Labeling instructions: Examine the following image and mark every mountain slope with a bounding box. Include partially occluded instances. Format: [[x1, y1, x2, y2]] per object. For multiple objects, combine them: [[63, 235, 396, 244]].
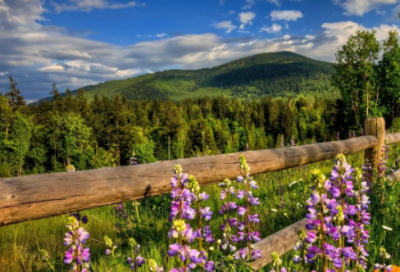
[[38, 51, 338, 102]]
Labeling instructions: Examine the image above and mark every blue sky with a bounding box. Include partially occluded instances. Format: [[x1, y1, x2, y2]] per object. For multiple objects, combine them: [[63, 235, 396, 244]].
[[1, 0, 400, 100]]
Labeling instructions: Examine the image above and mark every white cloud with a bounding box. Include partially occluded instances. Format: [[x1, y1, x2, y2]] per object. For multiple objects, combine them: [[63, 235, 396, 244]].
[[284, 22, 289, 29], [270, 10, 303, 21], [229, 10, 235, 15], [0, 72, 8, 76], [376, 9, 387, 15], [212, 21, 237, 33], [53, 0, 141, 13], [334, 0, 398, 16], [313, 21, 399, 60], [266, 0, 281, 6], [137, 33, 168, 38], [219, 0, 226, 5], [260, 23, 282, 33], [239, 11, 256, 29], [389, 4, 400, 20], [242, 0, 256, 9]]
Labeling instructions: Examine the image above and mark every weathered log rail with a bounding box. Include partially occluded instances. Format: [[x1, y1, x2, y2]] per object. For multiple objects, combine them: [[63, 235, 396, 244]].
[[1, 117, 400, 270], [0, 136, 378, 226]]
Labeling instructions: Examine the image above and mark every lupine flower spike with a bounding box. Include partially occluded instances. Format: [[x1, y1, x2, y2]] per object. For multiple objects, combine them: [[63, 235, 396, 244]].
[[270, 252, 287, 272], [64, 216, 91, 272], [374, 247, 393, 272], [238, 156, 261, 262], [168, 165, 214, 271]]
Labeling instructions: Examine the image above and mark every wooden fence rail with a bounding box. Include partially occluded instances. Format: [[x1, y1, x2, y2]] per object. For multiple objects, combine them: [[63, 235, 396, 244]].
[[1, 117, 400, 270], [0, 136, 378, 226]]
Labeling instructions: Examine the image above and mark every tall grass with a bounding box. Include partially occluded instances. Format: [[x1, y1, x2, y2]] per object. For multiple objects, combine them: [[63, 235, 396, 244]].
[[1, 148, 399, 271]]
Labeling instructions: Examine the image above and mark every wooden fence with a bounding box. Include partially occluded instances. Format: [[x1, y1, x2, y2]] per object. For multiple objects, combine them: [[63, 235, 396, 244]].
[[1, 117, 400, 270]]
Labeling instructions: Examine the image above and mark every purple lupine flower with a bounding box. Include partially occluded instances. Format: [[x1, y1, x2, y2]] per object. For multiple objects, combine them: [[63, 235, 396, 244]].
[[63, 216, 91, 271], [237, 206, 246, 216], [64, 248, 74, 264], [204, 261, 215, 271], [228, 156, 262, 263], [228, 202, 238, 209], [202, 225, 214, 243], [249, 180, 259, 189], [250, 231, 261, 242], [182, 206, 196, 220], [136, 256, 146, 267], [252, 249, 262, 260], [234, 248, 247, 260], [228, 218, 238, 226], [305, 232, 317, 244], [248, 214, 260, 223], [237, 190, 245, 199], [198, 192, 209, 201], [200, 207, 213, 221], [237, 221, 246, 231], [168, 166, 213, 270], [249, 195, 259, 205]]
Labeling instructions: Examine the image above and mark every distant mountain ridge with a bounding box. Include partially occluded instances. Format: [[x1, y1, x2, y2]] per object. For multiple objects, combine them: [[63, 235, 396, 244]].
[[37, 51, 338, 103]]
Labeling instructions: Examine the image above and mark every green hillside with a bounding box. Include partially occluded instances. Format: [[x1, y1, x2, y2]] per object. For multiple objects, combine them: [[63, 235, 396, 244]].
[[38, 51, 338, 102]]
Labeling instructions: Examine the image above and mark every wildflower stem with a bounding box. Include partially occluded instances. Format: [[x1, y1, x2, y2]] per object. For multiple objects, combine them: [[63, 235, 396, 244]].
[[340, 180, 345, 272], [245, 174, 252, 262], [135, 201, 141, 225], [354, 181, 361, 272], [319, 199, 327, 272], [197, 201, 203, 250], [75, 245, 81, 272]]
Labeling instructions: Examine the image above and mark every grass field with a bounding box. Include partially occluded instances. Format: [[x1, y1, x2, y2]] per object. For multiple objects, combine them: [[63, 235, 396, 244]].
[[1, 149, 400, 272]]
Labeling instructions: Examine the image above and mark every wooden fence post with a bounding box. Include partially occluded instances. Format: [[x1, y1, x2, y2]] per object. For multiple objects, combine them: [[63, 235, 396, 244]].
[[364, 117, 385, 170]]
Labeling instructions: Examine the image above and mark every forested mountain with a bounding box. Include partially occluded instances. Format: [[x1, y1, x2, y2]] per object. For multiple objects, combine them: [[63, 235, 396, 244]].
[[37, 52, 337, 103]]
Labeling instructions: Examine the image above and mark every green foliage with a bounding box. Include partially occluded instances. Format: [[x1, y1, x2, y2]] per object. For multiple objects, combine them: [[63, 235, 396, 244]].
[[378, 30, 400, 126], [332, 30, 381, 128], [133, 141, 157, 164]]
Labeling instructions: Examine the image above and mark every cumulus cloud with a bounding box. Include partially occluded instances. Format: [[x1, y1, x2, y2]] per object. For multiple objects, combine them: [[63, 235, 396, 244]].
[[260, 23, 282, 33], [53, 0, 141, 13], [334, 0, 398, 16], [270, 10, 303, 21], [239, 11, 256, 29], [212, 21, 238, 33]]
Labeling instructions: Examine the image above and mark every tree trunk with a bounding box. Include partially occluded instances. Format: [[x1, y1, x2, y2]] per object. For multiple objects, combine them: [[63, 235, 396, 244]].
[[366, 86, 369, 117]]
